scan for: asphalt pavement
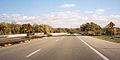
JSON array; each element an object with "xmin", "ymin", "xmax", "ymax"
[{"xmin": 0, "ymin": 36, "xmax": 106, "ymax": 60}]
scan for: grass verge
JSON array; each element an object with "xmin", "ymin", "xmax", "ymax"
[
  {"xmin": 95, "ymin": 35, "xmax": 120, "ymax": 43},
  {"xmin": 0, "ymin": 36, "xmax": 44, "ymax": 47}
]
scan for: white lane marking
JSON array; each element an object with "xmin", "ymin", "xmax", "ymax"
[
  {"xmin": 77, "ymin": 36, "xmax": 110, "ymax": 60},
  {"xmin": 26, "ymin": 49, "xmax": 41, "ymax": 57}
]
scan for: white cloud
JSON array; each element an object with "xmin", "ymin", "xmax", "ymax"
[
  {"xmin": 84, "ymin": 9, "xmax": 105, "ymax": 15},
  {"xmin": 23, "ymin": 16, "xmax": 36, "ymax": 20},
  {"xmin": 84, "ymin": 11, "xmax": 93, "ymax": 14},
  {"xmin": 96, "ymin": 9, "xmax": 105, "ymax": 12},
  {"xmin": 0, "ymin": 10, "xmax": 120, "ymax": 27},
  {"xmin": 60, "ymin": 4, "xmax": 75, "ymax": 8}
]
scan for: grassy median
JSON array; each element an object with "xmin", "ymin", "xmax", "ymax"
[
  {"xmin": 0, "ymin": 36, "xmax": 44, "ymax": 47},
  {"xmin": 95, "ymin": 35, "xmax": 120, "ymax": 43}
]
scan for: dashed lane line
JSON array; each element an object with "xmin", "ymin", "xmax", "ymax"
[{"xmin": 26, "ymin": 49, "xmax": 41, "ymax": 57}]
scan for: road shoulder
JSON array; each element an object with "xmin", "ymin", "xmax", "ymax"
[{"xmin": 77, "ymin": 36, "xmax": 120, "ymax": 60}]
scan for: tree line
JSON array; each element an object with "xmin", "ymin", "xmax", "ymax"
[
  {"xmin": 0, "ymin": 22, "xmax": 53, "ymax": 35},
  {"xmin": 80, "ymin": 22, "xmax": 120, "ymax": 36},
  {"xmin": 0, "ymin": 22, "xmax": 120, "ymax": 35},
  {"xmin": 0, "ymin": 22, "xmax": 80, "ymax": 35}
]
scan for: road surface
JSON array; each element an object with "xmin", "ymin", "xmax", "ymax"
[
  {"xmin": 0, "ymin": 36, "xmax": 108, "ymax": 60},
  {"xmin": 77, "ymin": 36, "xmax": 120, "ymax": 60}
]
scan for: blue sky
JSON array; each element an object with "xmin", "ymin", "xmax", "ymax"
[
  {"xmin": 0, "ymin": 0, "xmax": 120, "ymax": 27},
  {"xmin": 0, "ymin": 0, "xmax": 120, "ymax": 14}
]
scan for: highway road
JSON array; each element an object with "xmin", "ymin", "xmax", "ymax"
[{"xmin": 0, "ymin": 36, "xmax": 109, "ymax": 60}]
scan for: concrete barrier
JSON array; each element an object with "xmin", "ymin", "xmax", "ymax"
[
  {"xmin": 7, "ymin": 33, "xmax": 45, "ymax": 38},
  {"xmin": 50, "ymin": 33, "xmax": 69, "ymax": 36},
  {"xmin": 0, "ymin": 35, "xmax": 8, "ymax": 38},
  {"xmin": 35, "ymin": 33, "xmax": 44, "ymax": 35},
  {"xmin": 7, "ymin": 34, "xmax": 27, "ymax": 38},
  {"xmin": 0, "ymin": 33, "xmax": 69, "ymax": 38}
]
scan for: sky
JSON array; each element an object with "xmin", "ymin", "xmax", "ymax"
[{"xmin": 0, "ymin": 0, "xmax": 120, "ymax": 28}]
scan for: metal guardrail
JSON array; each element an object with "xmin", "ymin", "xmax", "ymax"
[{"xmin": 112, "ymin": 35, "xmax": 120, "ymax": 38}]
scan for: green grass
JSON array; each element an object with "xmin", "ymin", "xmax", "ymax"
[{"xmin": 95, "ymin": 35, "xmax": 120, "ymax": 43}]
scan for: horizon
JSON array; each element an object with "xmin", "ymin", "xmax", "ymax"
[{"xmin": 0, "ymin": 0, "xmax": 120, "ymax": 28}]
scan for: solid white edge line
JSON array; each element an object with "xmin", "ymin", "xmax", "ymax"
[
  {"xmin": 77, "ymin": 36, "xmax": 110, "ymax": 60},
  {"xmin": 26, "ymin": 49, "xmax": 41, "ymax": 57}
]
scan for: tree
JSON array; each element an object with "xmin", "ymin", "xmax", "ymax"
[
  {"xmin": 39, "ymin": 24, "xmax": 53, "ymax": 34},
  {"xmin": 80, "ymin": 22, "xmax": 102, "ymax": 35},
  {"xmin": 104, "ymin": 21, "xmax": 116, "ymax": 35},
  {"xmin": 53, "ymin": 28, "xmax": 80, "ymax": 33},
  {"xmin": 53, "ymin": 28, "xmax": 67, "ymax": 33},
  {"xmin": 0, "ymin": 22, "xmax": 11, "ymax": 35},
  {"xmin": 33, "ymin": 24, "xmax": 40, "ymax": 33},
  {"xmin": 20, "ymin": 24, "xmax": 27, "ymax": 33},
  {"xmin": 107, "ymin": 21, "xmax": 115, "ymax": 28},
  {"xmin": 33, "ymin": 24, "xmax": 53, "ymax": 34},
  {"xmin": 20, "ymin": 23, "xmax": 32, "ymax": 34},
  {"xmin": 11, "ymin": 24, "xmax": 22, "ymax": 34},
  {"xmin": 0, "ymin": 22, "xmax": 54, "ymax": 35}
]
